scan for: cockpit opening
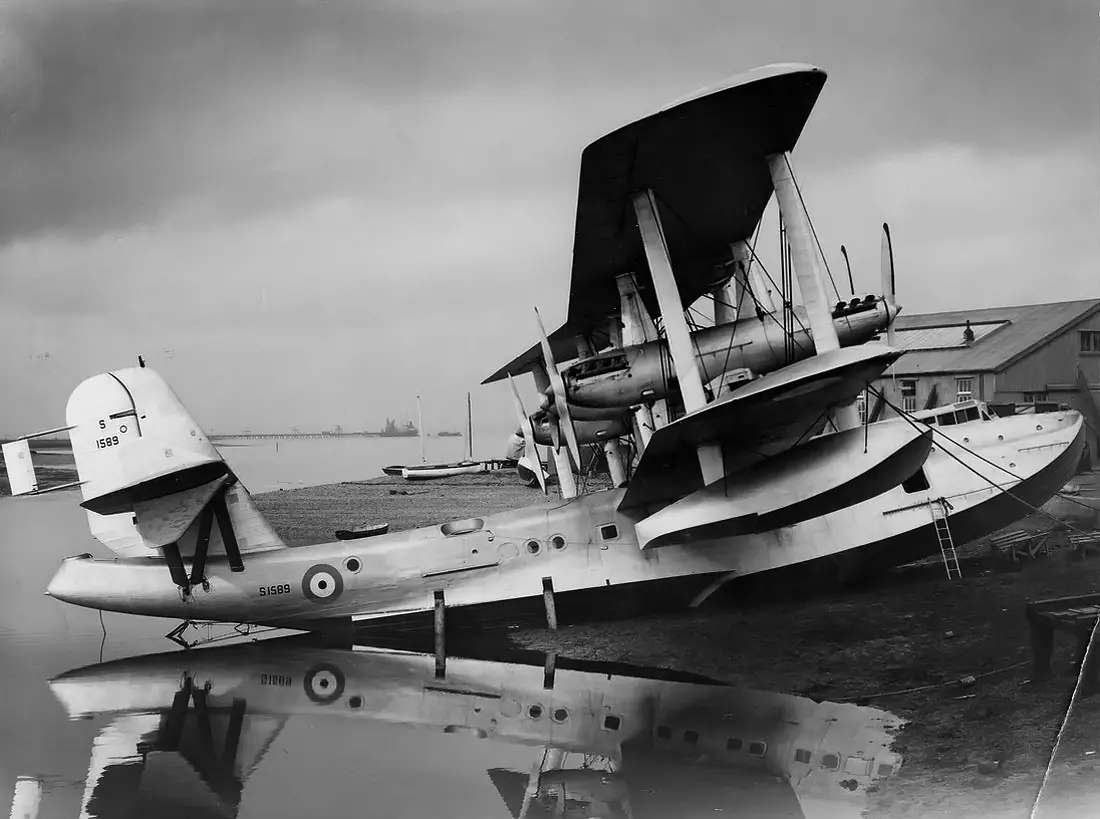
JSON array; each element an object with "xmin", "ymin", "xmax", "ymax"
[{"xmin": 912, "ymin": 399, "xmax": 992, "ymax": 427}]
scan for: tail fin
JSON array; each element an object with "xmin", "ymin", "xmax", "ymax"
[{"xmin": 64, "ymin": 367, "xmax": 285, "ymax": 559}]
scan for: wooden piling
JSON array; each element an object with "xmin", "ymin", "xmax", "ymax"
[
  {"xmin": 543, "ymin": 651, "xmax": 556, "ymax": 690},
  {"xmin": 434, "ymin": 589, "xmax": 446, "ymax": 678},
  {"xmin": 542, "ymin": 577, "xmax": 558, "ymax": 630}
]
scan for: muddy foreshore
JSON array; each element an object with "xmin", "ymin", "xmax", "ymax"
[{"xmin": 253, "ymin": 471, "xmax": 1100, "ymax": 819}]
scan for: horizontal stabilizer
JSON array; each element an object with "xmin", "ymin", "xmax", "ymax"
[
  {"xmin": 634, "ymin": 421, "xmax": 932, "ymax": 549},
  {"xmin": 133, "ymin": 476, "xmax": 230, "ymax": 548}
]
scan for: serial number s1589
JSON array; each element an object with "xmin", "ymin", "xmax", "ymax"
[{"xmin": 259, "ymin": 584, "xmax": 292, "ymax": 596}]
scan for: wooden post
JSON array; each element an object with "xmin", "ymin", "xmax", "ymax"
[
  {"xmin": 543, "ymin": 651, "xmax": 557, "ymax": 690},
  {"xmin": 542, "ymin": 577, "xmax": 558, "ymax": 630},
  {"xmin": 1028, "ymin": 614, "xmax": 1053, "ymax": 680},
  {"xmin": 434, "ymin": 590, "xmax": 446, "ymax": 678}
]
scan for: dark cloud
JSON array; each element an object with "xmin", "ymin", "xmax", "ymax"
[{"xmin": 0, "ymin": 0, "xmax": 1092, "ymax": 245}]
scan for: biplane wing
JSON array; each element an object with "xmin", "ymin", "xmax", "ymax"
[
  {"xmin": 483, "ymin": 63, "xmax": 827, "ymax": 384},
  {"xmin": 618, "ymin": 344, "xmax": 926, "ymax": 520}
]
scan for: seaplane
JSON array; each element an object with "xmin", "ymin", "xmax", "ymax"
[
  {"xmin": 46, "ymin": 637, "xmax": 905, "ymax": 819},
  {"xmin": 2, "ymin": 63, "xmax": 1082, "ymax": 636}
]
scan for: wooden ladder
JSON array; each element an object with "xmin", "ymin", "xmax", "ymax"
[{"xmin": 930, "ymin": 497, "xmax": 962, "ymax": 579}]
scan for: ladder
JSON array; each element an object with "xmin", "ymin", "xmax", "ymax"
[{"xmin": 930, "ymin": 497, "xmax": 962, "ymax": 579}]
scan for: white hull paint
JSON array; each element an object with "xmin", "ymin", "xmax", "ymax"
[{"xmin": 46, "ymin": 409, "xmax": 1085, "ymax": 628}]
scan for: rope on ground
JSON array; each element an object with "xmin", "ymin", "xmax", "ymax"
[{"xmin": 836, "ymin": 659, "xmax": 1031, "ymax": 703}]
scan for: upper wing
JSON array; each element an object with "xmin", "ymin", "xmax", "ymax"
[
  {"xmin": 619, "ymin": 344, "xmax": 902, "ymax": 511},
  {"xmin": 483, "ymin": 63, "xmax": 827, "ymax": 384}
]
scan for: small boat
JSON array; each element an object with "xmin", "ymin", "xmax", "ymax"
[
  {"xmin": 381, "ymin": 465, "xmax": 405, "ymax": 477},
  {"xmin": 401, "ymin": 461, "xmax": 487, "ymax": 481},
  {"xmin": 402, "ymin": 393, "xmax": 491, "ymax": 481},
  {"xmin": 334, "ymin": 522, "xmax": 390, "ymax": 540}
]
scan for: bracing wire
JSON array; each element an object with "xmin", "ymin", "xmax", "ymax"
[{"xmin": 783, "ymin": 153, "xmax": 843, "ymax": 303}]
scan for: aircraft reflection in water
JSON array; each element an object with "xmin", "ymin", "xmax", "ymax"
[{"xmin": 50, "ymin": 639, "xmax": 904, "ymax": 818}]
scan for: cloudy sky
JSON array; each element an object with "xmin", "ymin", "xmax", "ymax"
[{"xmin": 0, "ymin": 0, "xmax": 1096, "ymax": 439}]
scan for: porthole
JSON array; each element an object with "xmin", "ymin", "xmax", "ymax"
[
  {"xmin": 748, "ymin": 741, "xmax": 767, "ymax": 757},
  {"xmin": 1036, "ymin": 424, "xmax": 1043, "ymax": 431},
  {"xmin": 822, "ymin": 753, "xmax": 840, "ymax": 771},
  {"xmin": 550, "ymin": 534, "xmax": 567, "ymax": 551},
  {"xmin": 727, "ymin": 738, "xmax": 743, "ymax": 752},
  {"xmin": 349, "ymin": 695, "xmax": 363, "ymax": 709},
  {"xmin": 656, "ymin": 725, "xmax": 672, "ymax": 740},
  {"xmin": 599, "ymin": 524, "xmax": 619, "ymax": 541},
  {"xmin": 795, "ymin": 749, "xmax": 812, "ymax": 764},
  {"xmin": 552, "ymin": 707, "xmax": 570, "ymax": 724},
  {"xmin": 997, "ymin": 434, "xmax": 1004, "ymax": 441},
  {"xmin": 527, "ymin": 704, "xmax": 544, "ymax": 720},
  {"xmin": 1009, "ymin": 462, "xmax": 1016, "ymax": 468},
  {"xmin": 525, "ymin": 539, "xmax": 542, "ymax": 555},
  {"xmin": 963, "ymin": 437, "xmax": 970, "ymax": 444},
  {"xmin": 344, "ymin": 556, "xmax": 362, "ymax": 574},
  {"xmin": 684, "ymin": 730, "xmax": 699, "ymax": 745},
  {"xmin": 603, "ymin": 715, "xmax": 621, "ymax": 731}
]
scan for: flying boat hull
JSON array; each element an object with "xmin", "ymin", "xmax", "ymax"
[{"xmin": 44, "ymin": 409, "xmax": 1083, "ymax": 630}]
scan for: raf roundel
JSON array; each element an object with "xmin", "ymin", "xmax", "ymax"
[
  {"xmin": 302, "ymin": 564, "xmax": 343, "ymax": 604},
  {"xmin": 303, "ymin": 663, "xmax": 345, "ymax": 704}
]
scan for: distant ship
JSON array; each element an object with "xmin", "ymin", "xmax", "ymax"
[
  {"xmin": 376, "ymin": 418, "xmax": 418, "ymax": 438},
  {"xmin": 437, "ymin": 430, "xmax": 462, "ymax": 437}
]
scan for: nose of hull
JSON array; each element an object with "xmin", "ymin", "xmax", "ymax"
[{"xmin": 45, "ymin": 554, "xmax": 96, "ymax": 606}]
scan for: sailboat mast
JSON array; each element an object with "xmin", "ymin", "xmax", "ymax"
[
  {"xmin": 466, "ymin": 392, "xmax": 473, "ymax": 460},
  {"xmin": 416, "ymin": 395, "xmax": 425, "ymax": 463}
]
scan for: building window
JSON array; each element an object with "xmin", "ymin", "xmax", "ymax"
[
  {"xmin": 1022, "ymin": 392, "xmax": 1047, "ymax": 403},
  {"xmin": 900, "ymin": 380, "xmax": 917, "ymax": 413},
  {"xmin": 1081, "ymin": 330, "xmax": 1100, "ymax": 353},
  {"xmin": 955, "ymin": 378, "xmax": 973, "ymax": 402}
]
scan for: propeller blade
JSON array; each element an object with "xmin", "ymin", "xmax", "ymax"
[
  {"xmin": 534, "ymin": 307, "xmax": 583, "ymax": 469},
  {"xmin": 880, "ymin": 223, "xmax": 897, "ymax": 347},
  {"xmin": 507, "ymin": 374, "xmax": 546, "ymax": 493}
]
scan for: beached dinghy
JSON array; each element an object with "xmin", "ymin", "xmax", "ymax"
[
  {"xmin": 333, "ymin": 522, "xmax": 390, "ymax": 540},
  {"xmin": 401, "ymin": 460, "xmax": 487, "ymax": 480}
]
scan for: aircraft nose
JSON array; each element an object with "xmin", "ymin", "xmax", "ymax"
[{"xmin": 45, "ymin": 554, "xmax": 95, "ymax": 604}]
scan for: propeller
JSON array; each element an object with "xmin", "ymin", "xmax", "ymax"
[
  {"xmin": 880, "ymin": 223, "xmax": 898, "ymax": 346},
  {"xmin": 507, "ymin": 374, "xmax": 547, "ymax": 493},
  {"xmin": 534, "ymin": 307, "xmax": 582, "ymax": 469}
]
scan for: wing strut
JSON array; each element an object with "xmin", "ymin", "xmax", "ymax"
[{"xmin": 632, "ymin": 189, "xmax": 724, "ymax": 484}]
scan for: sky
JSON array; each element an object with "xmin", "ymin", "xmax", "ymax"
[{"xmin": 0, "ymin": 0, "xmax": 1096, "ymax": 441}]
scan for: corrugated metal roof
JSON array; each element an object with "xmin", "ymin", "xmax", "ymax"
[
  {"xmin": 895, "ymin": 322, "xmax": 1006, "ymax": 351},
  {"xmin": 888, "ymin": 299, "xmax": 1100, "ymax": 374}
]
